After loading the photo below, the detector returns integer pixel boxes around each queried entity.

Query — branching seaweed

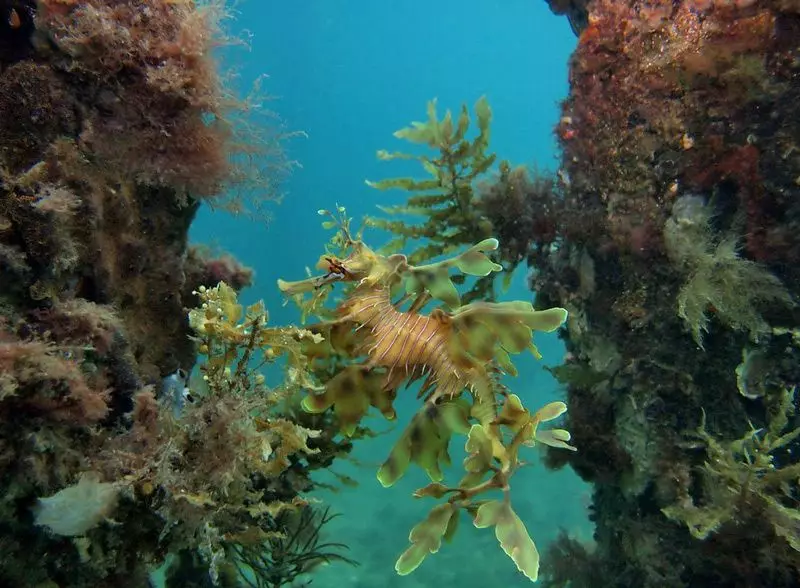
[364,98,564,303]
[228,505,358,588]
[664,195,793,347]
[365,96,496,260]
[129,284,356,584]
[663,386,800,552]
[364,97,500,301]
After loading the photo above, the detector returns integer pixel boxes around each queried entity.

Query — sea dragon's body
[280,236,565,428]
[337,284,486,407]
[279,238,502,422]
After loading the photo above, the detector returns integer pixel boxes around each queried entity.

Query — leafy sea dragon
[278,213,576,582]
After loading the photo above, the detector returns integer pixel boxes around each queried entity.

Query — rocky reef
[0,1,350,586]
[532,1,800,586]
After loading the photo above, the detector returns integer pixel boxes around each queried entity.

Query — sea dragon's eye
[313,257,350,289]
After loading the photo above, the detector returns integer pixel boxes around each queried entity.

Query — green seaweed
[364,97,497,267]
[662,386,800,552]
[664,195,793,347]
[228,505,358,588]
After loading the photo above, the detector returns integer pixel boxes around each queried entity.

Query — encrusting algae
[278,207,576,581]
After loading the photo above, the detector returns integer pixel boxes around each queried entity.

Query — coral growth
[0,0,36,67]
[0,0,287,384]
[555,0,800,272]
[1,138,201,381]
[185,245,255,295]
[279,208,575,581]
[0,281,355,587]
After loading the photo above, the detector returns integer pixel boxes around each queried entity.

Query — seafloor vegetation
[1,0,798,587]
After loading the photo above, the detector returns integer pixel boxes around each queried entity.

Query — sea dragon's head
[277,239,409,296]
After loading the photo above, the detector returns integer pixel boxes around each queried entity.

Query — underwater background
[191,2,587,587]
[3,0,800,586]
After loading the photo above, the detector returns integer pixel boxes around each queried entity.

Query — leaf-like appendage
[413,482,452,499]
[425,270,460,309]
[378,400,470,487]
[277,277,317,296]
[464,424,493,473]
[534,428,577,451]
[494,346,517,376]
[446,301,568,383]
[301,366,387,437]
[497,394,533,434]
[535,401,568,422]
[453,238,502,277]
[456,319,496,362]
[452,302,567,361]
[529,401,576,450]
[402,239,504,309]
[405,267,460,309]
[395,504,458,575]
[380,414,447,486]
[473,500,539,582]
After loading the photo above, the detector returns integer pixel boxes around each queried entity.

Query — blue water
[191,2,588,585]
